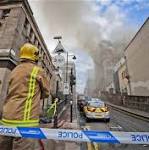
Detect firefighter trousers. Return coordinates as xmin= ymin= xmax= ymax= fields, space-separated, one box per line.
xmin=0 ymin=136 xmax=35 ymax=150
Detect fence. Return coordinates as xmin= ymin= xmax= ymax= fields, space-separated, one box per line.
xmin=57 ymin=100 xmax=67 ymax=118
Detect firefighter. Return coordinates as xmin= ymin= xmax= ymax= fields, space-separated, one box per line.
xmin=0 ymin=43 xmax=50 ymax=150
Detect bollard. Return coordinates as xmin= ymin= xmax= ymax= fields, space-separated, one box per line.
xmin=70 ymin=100 xmax=73 ymax=122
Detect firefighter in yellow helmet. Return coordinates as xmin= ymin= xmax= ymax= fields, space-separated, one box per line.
xmin=0 ymin=43 xmax=50 ymax=150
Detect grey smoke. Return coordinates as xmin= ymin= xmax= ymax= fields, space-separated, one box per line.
xmin=29 ymin=0 xmax=137 ymax=92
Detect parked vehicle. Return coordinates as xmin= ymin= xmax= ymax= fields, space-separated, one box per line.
xmin=84 ymin=96 xmax=92 ymax=103
xmin=78 ymin=99 xmax=87 ymax=111
xmin=83 ymin=99 xmax=110 ymax=122
xmin=77 ymin=94 xmax=87 ymax=111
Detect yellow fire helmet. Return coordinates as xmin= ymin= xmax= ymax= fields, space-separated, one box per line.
xmin=20 ymin=43 xmax=39 ymax=61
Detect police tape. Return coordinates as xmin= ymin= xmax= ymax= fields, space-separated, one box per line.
xmin=0 ymin=125 xmax=149 ymax=144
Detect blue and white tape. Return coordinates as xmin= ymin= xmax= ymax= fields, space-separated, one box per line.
xmin=0 ymin=126 xmax=148 ymax=144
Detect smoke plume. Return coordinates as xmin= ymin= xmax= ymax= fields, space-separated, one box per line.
xmin=28 ymin=0 xmax=137 ymax=93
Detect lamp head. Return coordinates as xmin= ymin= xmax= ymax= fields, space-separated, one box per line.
xmin=72 ymin=56 xmax=76 ymax=60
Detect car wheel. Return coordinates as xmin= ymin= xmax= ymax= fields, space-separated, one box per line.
xmin=86 ymin=117 xmax=90 ymax=122
xmin=105 ymin=118 xmax=110 ymax=123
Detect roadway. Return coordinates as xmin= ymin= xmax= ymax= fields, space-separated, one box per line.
xmin=79 ymin=106 xmax=149 ymax=150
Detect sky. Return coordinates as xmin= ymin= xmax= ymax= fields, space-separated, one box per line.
xmin=28 ymin=0 xmax=149 ymax=93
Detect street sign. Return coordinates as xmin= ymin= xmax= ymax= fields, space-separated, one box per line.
xmin=53 ymin=41 xmax=66 ymax=53
xmin=63 ymin=82 xmax=69 ymax=95
xmin=52 ymin=54 xmax=65 ymax=67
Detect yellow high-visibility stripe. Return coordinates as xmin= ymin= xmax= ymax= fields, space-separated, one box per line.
xmin=27 ymin=67 xmax=39 ymax=120
xmin=24 ymin=67 xmax=36 ymax=120
xmin=1 ymin=118 xmax=39 ymax=124
xmin=0 ymin=120 xmax=39 ymax=127
xmin=24 ymin=66 xmax=39 ymax=121
xmin=53 ymin=100 xmax=58 ymax=116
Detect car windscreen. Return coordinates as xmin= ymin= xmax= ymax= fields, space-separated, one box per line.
xmin=85 ymin=96 xmax=92 ymax=101
xmin=88 ymin=101 xmax=105 ymax=107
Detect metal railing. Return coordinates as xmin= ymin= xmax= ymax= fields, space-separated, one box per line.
xmin=57 ymin=100 xmax=66 ymax=117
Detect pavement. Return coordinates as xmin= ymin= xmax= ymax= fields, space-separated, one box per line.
xmin=36 ymin=103 xmax=81 ymax=150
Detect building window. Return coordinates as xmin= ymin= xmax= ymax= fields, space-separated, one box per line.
xmin=0 ymin=9 xmax=11 ymax=27
xmin=38 ymin=45 xmax=41 ymax=50
xmin=24 ymin=18 xmax=28 ymax=30
xmin=26 ymin=24 xmax=31 ymax=37
xmin=43 ymin=53 xmax=46 ymax=60
xmin=38 ymin=45 xmax=41 ymax=55
xmin=122 ymin=88 xmax=127 ymax=94
xmin=38 ymin=45 xmax=41 ymax=52
xmin=0 ymin=10 xmax=3 ymax=19
xmin=35 ymin=39 xmax=38 ymax=46
xmin=29 ymin=28 xmax=32 ymax=39
xmin=39 ymin=52 xmax=43 ymax=61
xmin=49 ymin=61 xmax=51 ymax=66
xmin=122 ymin=70 xmax=127 ymax=79
xmin=44 ymin=55 xmax=48 ymax=65
xmin=30 ymin=30 xmax=35 ymax=44
xmin=23 ymin=18 xmax=29 ymax=39
xmin=1 ymin=9 xmax=11 ymax=19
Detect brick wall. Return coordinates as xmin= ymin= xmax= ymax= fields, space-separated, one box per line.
xmin=101 ymin=92 xmax=149 ymax=112
xmin=122 ymin=95 xmax=149 ymax=112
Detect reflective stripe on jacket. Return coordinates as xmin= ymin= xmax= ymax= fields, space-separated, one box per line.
xmin=1 ymin=61 xmax=50 ymax=127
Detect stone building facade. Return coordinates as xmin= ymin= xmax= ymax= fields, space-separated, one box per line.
xmin=62 ymin=62 xmax=76 ymax=83
xmin=113 ymin=57 xmax=130 ymax=94
xmin=125 ymin=17 xmax=149 ymax=96
xmin=59 ymin=61 xmax=76 ymax=101
xmin=0 ymin=0 xmax=54 ymax=111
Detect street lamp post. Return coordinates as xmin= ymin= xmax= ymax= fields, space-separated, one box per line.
xmin=53 ymin=36 xmax=76 ymax=123
xmin=70 ymin=100 xmax=73 ymax=122
xmin=65 ymin=52 xmax=76 ymax=103
xmin=66 ymin=55 xmax=76 ymax=122
xmin=53 ymin=67 xmax=59 ymax=128
xmin=64 ymin=52 xmax=69 ymax=103
xmin=66 ymin=52 xmax=68 ymax=82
